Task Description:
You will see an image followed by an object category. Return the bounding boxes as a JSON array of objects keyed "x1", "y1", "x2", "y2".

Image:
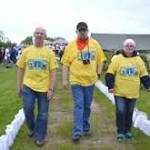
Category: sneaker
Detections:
[
  {"x1": 72, "y1": 135, "x2": 81, "y2": 143},
  {"x1": 35, "y1": 140, "x2": 45, "y2": 147},
  {"x1": 83, "y1": 130, "x2": 92, "y2": 136},
  {"x1": 125, "y1": 132, "x2": 133, "y2": 140},
  {"x1": 117, "y1": 134, "x2": 126, "y2": 142}
]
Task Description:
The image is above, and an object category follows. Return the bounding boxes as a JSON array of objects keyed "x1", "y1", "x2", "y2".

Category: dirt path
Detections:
[{"x1": 45, "y1": 99, "x2": 135, "y2": 150}]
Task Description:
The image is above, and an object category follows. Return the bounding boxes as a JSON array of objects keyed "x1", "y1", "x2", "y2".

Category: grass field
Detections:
[{"x1": 0, "y1": 65, "x2": 22, "y2": 135}]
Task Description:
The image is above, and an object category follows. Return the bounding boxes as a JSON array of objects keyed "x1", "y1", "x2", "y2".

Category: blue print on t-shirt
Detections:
[
  {"x1": 120, "y1": 66, "x2": 138, "y2": 76},
  {"x1": 28, "y1": 59, "x2": 48, "y2": 70},
  {"x1": 78, "y1": 50, "x2": 95, "y2": 60}
]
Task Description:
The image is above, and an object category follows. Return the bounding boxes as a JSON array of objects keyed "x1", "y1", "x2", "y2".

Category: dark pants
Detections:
[
  {"x1": 115, "y1": 96, "x2": 136, "y2": 134},
  {"x1": 22, "y1": 85, "x2": 49, "y2": 141}
]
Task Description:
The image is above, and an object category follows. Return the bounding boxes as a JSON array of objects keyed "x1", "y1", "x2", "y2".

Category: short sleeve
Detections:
[{"x1": 107, "y1": 57, "x2": 118, "y2": 75}]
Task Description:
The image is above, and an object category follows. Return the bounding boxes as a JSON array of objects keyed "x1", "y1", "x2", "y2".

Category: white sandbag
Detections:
[
  {"x1": 0, "y1": 109, "x2": 25, "y2": 150},
  {"x1": 0, "y1": 135, "x2": 8, "y2": 150},
  {"x1": 139, "y1": 119, "x2": 150, "y2": 136}
]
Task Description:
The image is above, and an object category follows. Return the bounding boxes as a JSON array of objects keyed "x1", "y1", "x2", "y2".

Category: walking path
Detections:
[{"x1": 44, "y1": 99, "x2": 135, "y2": 150}]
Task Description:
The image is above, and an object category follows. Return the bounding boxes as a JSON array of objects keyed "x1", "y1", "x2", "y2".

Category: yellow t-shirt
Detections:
[
  {"x1": 61, "y1": 38, "x2": 106, "y2": 86},
  {"x1": 17, "y1": 45, "x2": 58, "y2": 92},
  {"x1": 107, "y1": 54, "x2": 148, "y2": 98}
]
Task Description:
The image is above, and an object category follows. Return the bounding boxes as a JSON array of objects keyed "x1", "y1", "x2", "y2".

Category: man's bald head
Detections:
[
  {"x1": 33, "y1": 27, "x2": 47, "y2": 47},
  {"x1": 34, "y1": 27, "x2": 47, "y2": 37}
]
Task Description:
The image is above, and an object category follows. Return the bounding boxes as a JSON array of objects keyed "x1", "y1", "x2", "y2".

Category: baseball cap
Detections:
[{"x1": 76, "y1": 22, "x2": 88, "y2": 31}]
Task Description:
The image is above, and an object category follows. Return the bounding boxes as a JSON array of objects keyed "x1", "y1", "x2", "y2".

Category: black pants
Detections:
[{"x1": 115, "y1": 96, "x2": 136, "y2": 134}]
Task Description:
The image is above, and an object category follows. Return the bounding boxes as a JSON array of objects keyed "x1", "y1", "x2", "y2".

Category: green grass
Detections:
[
  {"x1": 54, "y1": 121, "x2": 73, "y2": 137},
  {"x1": 0, "y1": 65, "x2": 22, "y2": 135},
  {"x1": 137, "y1": 90, "x2": 150, "y2": 117}
]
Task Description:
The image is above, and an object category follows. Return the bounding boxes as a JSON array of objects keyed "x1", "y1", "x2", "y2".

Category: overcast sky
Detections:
[{"x1": 0, "y1": 0, "x2": 150, "y2": 44}]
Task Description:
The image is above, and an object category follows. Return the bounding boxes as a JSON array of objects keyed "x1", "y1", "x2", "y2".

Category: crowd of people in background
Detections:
[
  {"x1": 0, "y1": 46, "x2": 22, "y2": 66},
  {"x1": 0, "y1": 41, "x2": 67, "y2": 67},
  {"x1": 48, "y1": 43, "x2": 67, "y2": 60}
]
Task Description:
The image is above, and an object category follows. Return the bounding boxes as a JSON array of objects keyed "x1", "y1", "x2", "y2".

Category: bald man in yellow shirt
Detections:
[{"x1": 17, "y1": 27, "x2": 57, "y2": 146}]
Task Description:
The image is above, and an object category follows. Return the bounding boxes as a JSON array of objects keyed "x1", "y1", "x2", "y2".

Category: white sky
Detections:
[{"x1": 0, "y1": 0, "x2": 150, "y2": 44}]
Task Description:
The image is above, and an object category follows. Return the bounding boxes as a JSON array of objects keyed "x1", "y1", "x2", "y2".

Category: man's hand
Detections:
[
  {"x1": 63, "y1": 79, "x2": 69, "y2": 90},
  {"x1": 62, "y1": 65, "x2": 69, "y2": 90},
  {"x1": 108, "y1": 88, "x2": 114, "y2": 93},
  {"x1": 47, "y1": 89, "x2": 53, "y2": 100}
]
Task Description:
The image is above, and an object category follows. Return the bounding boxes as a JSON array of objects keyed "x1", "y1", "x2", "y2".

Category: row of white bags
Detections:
[
  {"x1": 0, "y1": 109, "x2": 25, "y2": 150},
  {"x1": 95, "y1": 80, "x2": 150, "y2": 136}
]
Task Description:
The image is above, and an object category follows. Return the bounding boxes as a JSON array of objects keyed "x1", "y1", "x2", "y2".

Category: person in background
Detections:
[
  {"x1": 59, "y1": 45, "x2": 65, "y2": 61},
  {"x1": 105, "y1": 39, "x2": 150, "y2": 142},
  {"x1": 61, "y1": 22, "x2": 106, "y2": 142},
  {"x1": 0, "y1": 48, "x2": 4, "y2": 64},
  {"x1": 16, "y1": 27, "x2": 57, "y2": 146},
  {"x1": 4, "y1": 48, "x2": 11, "y2": 67},
  {"x1": 10, "y1": 46, "x2": 17, "y2": 64}
]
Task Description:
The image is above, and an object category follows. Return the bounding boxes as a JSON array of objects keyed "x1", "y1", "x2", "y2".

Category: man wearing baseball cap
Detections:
[{"x1": 61, "y1": 22, "x2": 106, "y2": 142}]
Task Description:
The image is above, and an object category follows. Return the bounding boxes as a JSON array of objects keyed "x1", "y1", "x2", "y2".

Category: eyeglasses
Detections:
[{"x1": 125, "y1": 44, "x2": 135, "y2": 48}]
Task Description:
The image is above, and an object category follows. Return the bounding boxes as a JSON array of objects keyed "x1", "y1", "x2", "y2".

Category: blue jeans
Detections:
[
  {"x1": 115, "y1": 96, "x2": 136, "y2": 134},
  {"x1": 71, "y1": 84, "x2": 95, "y2": 136},
  {"x1": 22, "y1": 85, "x2": 49, "y2": 141}
]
